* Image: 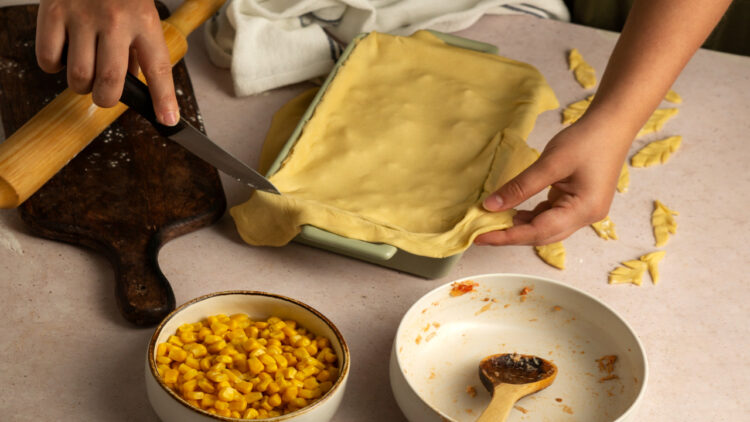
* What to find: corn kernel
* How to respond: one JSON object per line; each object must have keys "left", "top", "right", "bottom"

{"left": 268, "top": 393, "right": 282, "bottom": 407}
{"left": 248, "top": 357, "right": 264, "bottom": 375}
{"left": 243, "top": 407, "right": 259, "bottom": 418}
{"left": 200, "top": 393, "right": 216, "bottom": 408}
{"left": 164, "top": 369, "right": 179, "bottom": 384}
{"left": 216, "top": 408, "right": 231, "bottom": 417}
{"left": 214, "top": 400, "right": 229, "bottom": 411}
{"left": 197, "top": 378, "right": 215, "bottom": 393}
{"left": 319, "top": 381, "right": 333, "bottom": 392}
{"left": 156, "top": 343, "right": 169, "bottom": 357}
{"left": 206, "top": 370, "right": 228, "bottom": 383}
{"left": 207, "top": 340, "right": 227, "bottom": 353}
{"left": 228, "top": 396, "right": 248, "bottom": 412}
{"left": 282, "top": 386, "right": 298, "bottom": 403}
{"left": 236, "top": 381, "right": 253, "bottom": 394}
{"left": 245, "top": 391, "right": 263, "bottom": 404}
{"left": 185, "top": 391, "right": 204, "bottom": 400}
{"left": 167, "top": 335, "right": 184, "bottom": 347}
{"left": 303, "top": 377, "right": 319, "bottom": 390}
{"left": 231, "top": 410, "right": 241, "bottom": 418}
{"left": 156, "top": 356, "right": 171, "bottom": 365}
{"left": 168, "top": 348, "right": 188, "bottom": 362}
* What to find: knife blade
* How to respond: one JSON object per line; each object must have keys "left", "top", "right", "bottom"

{"left": 119, "top": 72, "right": 280, "bottom": 195}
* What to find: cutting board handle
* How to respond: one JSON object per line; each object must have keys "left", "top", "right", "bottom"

{"left": 113, "top": 241, "right": 176, "bottom": 326}
{"left": 0, "top": 0, "right": 227, "bottom": 209}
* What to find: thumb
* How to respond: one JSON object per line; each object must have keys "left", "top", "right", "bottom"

{"left": 483, "top": 158, "right": 560, "bottom": 212}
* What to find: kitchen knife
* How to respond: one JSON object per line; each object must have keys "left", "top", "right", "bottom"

{"left": 119, "top": 72, "right": 280, "bottom": 195}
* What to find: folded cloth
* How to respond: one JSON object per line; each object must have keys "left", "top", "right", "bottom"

{"left": 205, "top": 0, "right": 569, "bottom": 96}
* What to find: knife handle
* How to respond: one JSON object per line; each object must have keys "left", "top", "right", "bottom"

{"left": 120, "top": 72, "right": 184, "bottom": 137}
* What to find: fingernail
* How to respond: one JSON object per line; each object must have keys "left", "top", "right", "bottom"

{"left": 162, "top": 110, "right": 179, "bottom": 126}
{"left": 483, "top": 194, "right": 504, "bottom": 211}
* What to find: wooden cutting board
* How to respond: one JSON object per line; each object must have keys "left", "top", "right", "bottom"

{"left": 0, "top": 3, "right": 227, "bottom": 326}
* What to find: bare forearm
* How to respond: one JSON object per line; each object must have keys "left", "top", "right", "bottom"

{"left": 584, "top": 0, "right": 733, "bottom": 143}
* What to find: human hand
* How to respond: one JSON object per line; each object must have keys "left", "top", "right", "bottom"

{"left": 35, "top": 0, "right": 179, "bottom": 125}
{"left": 475, "top": 119, "right": 629, "bottom": 246}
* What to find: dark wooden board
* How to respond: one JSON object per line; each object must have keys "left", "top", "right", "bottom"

{"left": 0, "top": 3, "right": 227, "bottom": 326}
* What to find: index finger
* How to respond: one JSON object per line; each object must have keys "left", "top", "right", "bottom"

{"left": 133, "top": 25, "right": 178, "bottom": 126}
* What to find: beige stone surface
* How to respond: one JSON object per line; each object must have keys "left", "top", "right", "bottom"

{"left": 1, "top": 4, "right": 749, "bottom": 421}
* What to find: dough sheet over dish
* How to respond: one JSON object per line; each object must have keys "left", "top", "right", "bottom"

{"left": 231, "top": 31, "right": 558, "bottom": 258}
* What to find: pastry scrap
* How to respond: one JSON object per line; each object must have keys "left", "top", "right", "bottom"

{"left": 568, "top": 48, "right": 596, "bottom": 89}
{"left": 591, "top": 216, "right": 618, "bottom": 240}
{"left": 664, "top": 89, "right": 682, "bottom": 104}
{"left": 631, "top": 136, "right": 682, "bottom": 167}
{"left": 640, "top": 250, "right": 666, "bottom": 284}
{"left": 617, "top": 163, "right": 630, "bottom": 193}
{"left": 652, "top": 200, "right": 678, "bottom": 247}
{"left": 637, "top": 108, "right": 679, "bottom": 137}
{"left": 466, "top": 385, "right": 477, "bottom": 397}
{"left": 535, "top": 242, "right": 566, "bottom": 269}
{"left": 608, "top": 260, "right": 648, "bottom": 286}
{"left": 561, "top": 95, "right": 593, "bottom": 124}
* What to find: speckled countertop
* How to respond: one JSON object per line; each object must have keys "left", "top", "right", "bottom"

{"left": 1, "top": 3, "right": 749, "bottom": 421}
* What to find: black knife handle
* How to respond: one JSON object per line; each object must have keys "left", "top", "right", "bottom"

{"left": 120, "top": 72, "right": 184, "bottom": 136}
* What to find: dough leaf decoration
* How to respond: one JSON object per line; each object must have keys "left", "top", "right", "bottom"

{"left": 640, "top": 250, "right": 666, "bottom": 284}
{"left": 591, "top": 216, "right": 618, "bottom": 240}
{"left": 631, "top": 136, "right": 682, "bottom": 167}
{"left": 617, "top": 163, "right": 630, "bottom": 193}
{"left": 664, "top": 89, "right": 682, "bottom": 104}
{"left": 568, "top": 48, "right": 597, "bottom": 89}
{"left": 535, "top": 242, "right": 566, "bottom": 269}
{"left": 561, "top": 95, "right": 594, "bottom": 124}
{"left": 608, "top": 260, "right": 648, "bottom": 286}
{"left": 652, "top": 200, "right": 678, "bottom": 247}
{"left": 637, "top": 108, "right": 679, "bottom": 137}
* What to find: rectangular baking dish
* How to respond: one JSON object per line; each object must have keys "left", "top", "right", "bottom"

{"left": 265, "top": 31, "right": 499, "bottom": 279}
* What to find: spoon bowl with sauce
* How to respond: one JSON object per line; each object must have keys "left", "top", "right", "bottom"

{"left": 476, "top": 353, "right": 557, "bottom": 422}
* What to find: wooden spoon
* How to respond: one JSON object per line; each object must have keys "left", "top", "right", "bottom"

{"left": 476, "top": 353, "right": 558, "bottom": 421}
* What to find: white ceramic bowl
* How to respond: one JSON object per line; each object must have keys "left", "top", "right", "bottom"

{"left": 146, "top": 291, "right": 350, "bottom": 422}
{"left": 390, "top": 274, "right": 647, "bottom": 422}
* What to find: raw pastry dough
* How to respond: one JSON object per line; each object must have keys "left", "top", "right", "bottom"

{"left": 617, "top": 163, "right": 630, "bottom": 193}
{"left": 561, "top": 96, "right": 593, "bottom": 124}
{"left": 231, "top": 31, "right": 558, "bottom": 258}
{"left": 534, "top": 242, "right": 565, "bottom": 269}
{"left": 568, "top": 48, "right": 596, "bottom": 89}
{"left": 608, "top": 260, "right": 648, "bottom": 286}
{"left": 652, "top": 200, "right": 678, "bottom": 247}
{"left": 637, "top": 108, "right": 678, "bottom": 137}
{"left": 640, "top": 251, "right": 666, "bottom": 284}
{"left": 591, "top": 216, "right": 618, "bottom": 240}
{"left": 664, "top": 89, "right": 682, "bottom": 104}
{"left": 631, "top": 136, "right": 682, "bottom": 167}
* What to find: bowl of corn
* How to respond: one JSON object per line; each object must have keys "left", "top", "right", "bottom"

{"left": 146, "top": 291, "right": 349, "bottom": 421}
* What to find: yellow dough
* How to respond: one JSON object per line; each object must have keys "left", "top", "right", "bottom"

{"left": 534, "top": 242, "right": 566, "bottom": 269}
{"left": 591, "top": 216, "right": 618, "bottom": 240}
{"left": 231, "top": 31, "right": 559, "bottom": 258}
{"left": 617, "top": 163, "right": 630, "bottom": 193}
{"left": 652, "top": 200, "right": 678, "bottom": 247}
{"left": 631, "top": 136, "right": 682, "bottom": 167}
{"left": 561, "top": 95, "right": 593, "bottom": 124}
{"left": 637, "top": 108, "right": 679, "bottom": 137}
{"left": 640, "top": 250, "right": 666, "bottom": 284}
{"left": 664, "top": 89, "right": 682, "bottom": 104}
{"left": 608, "top": 260, "right": 648, "bottom": 286}
{"left": 568, "top": 48, "right": 596, "bottom": 89}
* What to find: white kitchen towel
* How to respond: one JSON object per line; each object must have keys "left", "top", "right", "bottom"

{"left": 205, "top": 0, "right": 569, "bottom": 96}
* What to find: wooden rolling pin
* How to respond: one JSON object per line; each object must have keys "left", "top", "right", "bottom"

{"left": 0, "top": 0, "right": 226, "bottom": 208}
